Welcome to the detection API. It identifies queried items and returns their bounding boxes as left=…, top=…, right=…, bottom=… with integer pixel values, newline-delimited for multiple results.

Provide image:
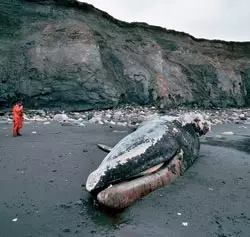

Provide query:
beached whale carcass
left=86, top=113, right=211, bottom=210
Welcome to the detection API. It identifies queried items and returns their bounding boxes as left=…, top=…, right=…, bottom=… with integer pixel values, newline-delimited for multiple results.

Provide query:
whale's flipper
left=97, top=144, right=113, bottom=153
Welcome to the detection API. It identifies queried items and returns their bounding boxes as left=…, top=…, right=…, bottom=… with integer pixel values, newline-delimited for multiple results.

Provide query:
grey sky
left=80, top=0, right=250, bottom=42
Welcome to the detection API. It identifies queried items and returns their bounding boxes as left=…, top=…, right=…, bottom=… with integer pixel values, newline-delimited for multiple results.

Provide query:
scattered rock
left=74, top=200, right=83, bottom=206
left=53, top=114, right=69, bottom=123
left=239, top=114, right=247, bottom=120
left=62, top=228, right=71, bottom=233
left=61, top=119, right=86, bottom=127
left=112, top=130, right=127, bottom=133
left=222, top=131, right=234, bottom=135
left=59, top=203, right=72, bottom=209
left=1, top=106, right=250, bottom=128
left=215, top=135, right=223, bottom=139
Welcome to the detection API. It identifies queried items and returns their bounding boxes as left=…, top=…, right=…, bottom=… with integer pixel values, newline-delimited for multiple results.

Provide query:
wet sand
left=0, top=121, right=250, bottom=237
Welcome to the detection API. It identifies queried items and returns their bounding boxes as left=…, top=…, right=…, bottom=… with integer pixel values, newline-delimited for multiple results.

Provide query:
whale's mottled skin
left=86, top=113, right=211, bottom=209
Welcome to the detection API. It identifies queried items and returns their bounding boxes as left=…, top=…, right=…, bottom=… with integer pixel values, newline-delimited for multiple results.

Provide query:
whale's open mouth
left=95, top=150, right=184, bottom=210
left=90, top=147, right=180, bottom=193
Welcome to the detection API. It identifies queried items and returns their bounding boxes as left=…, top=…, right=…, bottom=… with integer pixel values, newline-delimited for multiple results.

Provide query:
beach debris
left=222, top=131, right=234, bottom=135
left=0, top=106, right=250, bottom=128
left=53, top=114, right=68, bottom=122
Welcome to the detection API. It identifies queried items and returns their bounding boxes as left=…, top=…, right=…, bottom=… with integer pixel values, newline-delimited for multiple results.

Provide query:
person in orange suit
left=12, top=102, right=24, bottom=137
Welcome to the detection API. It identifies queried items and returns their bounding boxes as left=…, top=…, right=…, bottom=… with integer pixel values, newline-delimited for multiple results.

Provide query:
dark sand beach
left=0, top=121, right=250, bottom=237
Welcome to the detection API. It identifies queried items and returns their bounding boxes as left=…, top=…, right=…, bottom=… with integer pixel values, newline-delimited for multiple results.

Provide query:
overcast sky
left=80, top=0, right=250, bottom=42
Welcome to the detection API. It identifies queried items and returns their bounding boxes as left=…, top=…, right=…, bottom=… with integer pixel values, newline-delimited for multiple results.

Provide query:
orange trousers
left=13, top=118, right=23, bottom=136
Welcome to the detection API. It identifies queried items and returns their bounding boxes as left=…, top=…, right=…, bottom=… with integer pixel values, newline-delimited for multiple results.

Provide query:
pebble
left=53, top=114, right=68, bottom=122
left=62, top=228, right=71, bottom=233
left=74, top=200, right=83, bottom=206
left=59, top=203, right=72, bottom=209
left=215, top=135, right=223, bottom=139
left=222, top=131, right=234, bottom=135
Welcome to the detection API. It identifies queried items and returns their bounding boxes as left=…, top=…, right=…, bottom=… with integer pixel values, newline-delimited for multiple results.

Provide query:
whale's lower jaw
left=96, top=150, right=186, bottom=210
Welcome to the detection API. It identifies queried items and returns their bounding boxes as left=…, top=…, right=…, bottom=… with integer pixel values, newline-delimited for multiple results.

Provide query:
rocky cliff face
left=1, top=0, right=250, bottom=111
